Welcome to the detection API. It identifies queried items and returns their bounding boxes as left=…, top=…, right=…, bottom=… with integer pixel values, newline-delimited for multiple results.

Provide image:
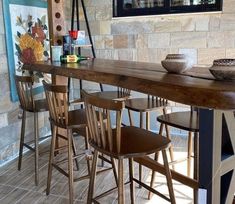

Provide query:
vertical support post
left=47, top=0, right=67, bottom=84
left=199, top=108, right=214, bottom=204
left=199, top=109, right=235, bottom=204
left=71, top=0, right=75, bottom=31
left=211, top=110, right=223, bottom=204
left=69, top=0, right=103, bottom=95
left=80, top=0, right=103, bottom=91
left=47, top=0, right=66, bottom=46
left=80, top=0, right=96, bottom=58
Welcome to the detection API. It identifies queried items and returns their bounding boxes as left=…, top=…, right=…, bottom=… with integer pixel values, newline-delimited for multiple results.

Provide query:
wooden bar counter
left=23, top=59, right=235, bottom=204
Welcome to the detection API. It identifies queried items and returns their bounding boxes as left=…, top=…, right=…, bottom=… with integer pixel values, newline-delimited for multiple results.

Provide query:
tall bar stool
left=82, top=90, right=176, bottom=204
left=149, top=108, right=199, bottom=202
left=43, top=81, right=88, bottom=204
left=15, top=75, right=50, bottom=186
left=43, top=81, right=115, bottom=204
left=124, top=95, right=172, bottom=185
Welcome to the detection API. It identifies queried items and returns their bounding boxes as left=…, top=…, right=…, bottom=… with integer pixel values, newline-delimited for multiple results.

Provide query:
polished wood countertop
left=23, top=58, right=235, bottom=110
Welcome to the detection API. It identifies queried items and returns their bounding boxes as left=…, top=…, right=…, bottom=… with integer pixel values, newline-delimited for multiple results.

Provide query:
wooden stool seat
left=72, top=126, right=87, bottom=137
left=125, top=98, right=168, bottom=112
left=63, top=109, right=87, bottom=129
left=33, top=99, right=49, bottom=112
left=50, top=109, right=87, bottom=130
left=157, top=111, right=199, bottom=132
left=92, top=126, right=171, bottom=158
left=90, top=90, right=130, bottom=100
left=20, top=98, right=48, bottom=112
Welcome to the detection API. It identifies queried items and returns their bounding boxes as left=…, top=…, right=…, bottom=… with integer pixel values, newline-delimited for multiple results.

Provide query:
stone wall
left=75, top=0, right=235, bottom=64
left=0, top=0, right=50, bottom=166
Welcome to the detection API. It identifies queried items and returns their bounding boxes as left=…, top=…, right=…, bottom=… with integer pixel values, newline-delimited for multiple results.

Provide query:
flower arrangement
left=15, top=15, right=49, bottom=80
left=18, top=33, right=44, bottom=63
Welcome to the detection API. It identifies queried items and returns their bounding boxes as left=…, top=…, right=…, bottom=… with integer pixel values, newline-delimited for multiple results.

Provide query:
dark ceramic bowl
left=209, top=59, right=235, bottom=80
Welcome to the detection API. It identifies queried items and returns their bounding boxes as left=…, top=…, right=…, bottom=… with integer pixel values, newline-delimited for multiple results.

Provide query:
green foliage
left=41, top=15, right=46, bottom=26
left=17, top=31, right=21, bottom=38
left=15, top=43, right=22, bottom=55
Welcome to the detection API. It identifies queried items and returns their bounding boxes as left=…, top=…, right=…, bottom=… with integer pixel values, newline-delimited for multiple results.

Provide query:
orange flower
left=19, top=33, right=44, bottom=61
left=20, top=48, right=36, bottom=64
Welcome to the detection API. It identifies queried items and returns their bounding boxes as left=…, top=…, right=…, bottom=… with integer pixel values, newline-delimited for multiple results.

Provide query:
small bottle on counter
left=60, top=55, right=90, bottom=63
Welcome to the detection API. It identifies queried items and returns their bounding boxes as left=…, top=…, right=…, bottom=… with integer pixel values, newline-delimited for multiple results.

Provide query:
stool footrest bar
left=93, top=181, right=130, bottom=201
left=133, top=178, right=171, bottom=202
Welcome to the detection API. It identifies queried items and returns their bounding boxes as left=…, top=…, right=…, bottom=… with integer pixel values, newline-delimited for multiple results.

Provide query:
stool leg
left=148, top=152, right=159, bottom=200
left=18, top=110, right=26, bottom=171
left=187, top=131, right=193, bottom=177
left=87, top=150, right=99, bottom=204
left=148, top=123, right=163, bottom=200
left=193, top=132, right=199, bottom=180
left=164, top=124, right=175, bottom=170
left=193, top=132, right=199, bottom=204
left=118, top=158, right=125, bottom=204
left=101, top=153, right=105, bottom=167
left=162, top=149, right=176, bottom=204
left=162, top=108, right=175, bottom=169
left=71, top=135, right=79, bottom=171
left=138, top=112, right=143, bottom=188
left=129, top=158, right=135, bottom=204
left=146, top=111, right=150, bottom=130
left=111, top=157, right=118, bottom=186
left=34, top=112, right=39, bottom=186
left=67, top=129, right=74, bottom=204
left=46, top=125, right=57, bottom=195
left=85, top=127, right=91, bottom=174
left=128, top=109, right=133, bottom=126
left=140, top=111, right=144, bottom=128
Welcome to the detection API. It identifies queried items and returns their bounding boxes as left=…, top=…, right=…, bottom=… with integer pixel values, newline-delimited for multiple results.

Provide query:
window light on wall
left=113, top=0, right=222, bottom=17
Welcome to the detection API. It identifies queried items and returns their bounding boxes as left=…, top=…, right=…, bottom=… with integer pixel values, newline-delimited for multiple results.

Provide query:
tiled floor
left=0, top=136, right=194, bottom=204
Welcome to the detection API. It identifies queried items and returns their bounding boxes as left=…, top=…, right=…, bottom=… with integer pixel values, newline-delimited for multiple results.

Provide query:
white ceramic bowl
left=161, top=54, right=192, bottom=73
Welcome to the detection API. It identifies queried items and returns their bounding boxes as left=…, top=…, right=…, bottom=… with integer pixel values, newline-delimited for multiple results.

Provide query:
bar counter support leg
left=199, top=109, right=235, bottom=204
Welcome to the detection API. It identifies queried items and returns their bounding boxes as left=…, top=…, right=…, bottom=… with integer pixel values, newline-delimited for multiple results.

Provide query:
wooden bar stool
left=15, top=75, right=50, bottom=186
left=124, top=95, right=171, bottom=185
left=82, top=90, right=176, bottom=204
left=43, top=81, right=90, bottom=204
left=43, top=81, right=116, bottom=204
left=149, top=108, right=199, bottom=202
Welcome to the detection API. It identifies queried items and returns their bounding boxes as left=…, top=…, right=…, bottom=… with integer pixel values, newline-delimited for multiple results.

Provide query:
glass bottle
left=60, top=55, right=90, bottom=63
